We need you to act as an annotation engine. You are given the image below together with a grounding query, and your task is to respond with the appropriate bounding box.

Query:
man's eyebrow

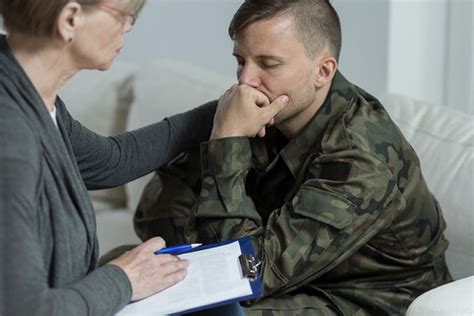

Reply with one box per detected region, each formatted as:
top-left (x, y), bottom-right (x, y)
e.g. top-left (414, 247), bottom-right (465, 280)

top-left (255, 55), bottom-right (285, 61)
top-left (232, 53), bottom-right (286, 61)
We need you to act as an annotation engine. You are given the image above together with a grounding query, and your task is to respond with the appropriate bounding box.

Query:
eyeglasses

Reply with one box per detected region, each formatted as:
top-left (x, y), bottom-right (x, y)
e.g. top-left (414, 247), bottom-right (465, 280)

top-left (81, 2), bottom-right (137, 26)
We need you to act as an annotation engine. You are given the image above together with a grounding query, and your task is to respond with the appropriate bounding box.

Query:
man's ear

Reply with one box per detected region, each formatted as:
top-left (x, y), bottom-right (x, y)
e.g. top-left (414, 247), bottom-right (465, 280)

top-left (56, 2), bottom-right (84, 43)
top-left (314, 55), bottom-right (338, 88)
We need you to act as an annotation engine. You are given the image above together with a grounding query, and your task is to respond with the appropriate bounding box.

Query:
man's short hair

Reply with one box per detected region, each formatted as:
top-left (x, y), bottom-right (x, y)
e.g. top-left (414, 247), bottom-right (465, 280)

top-left (229, 0), bottom-right (342, 61)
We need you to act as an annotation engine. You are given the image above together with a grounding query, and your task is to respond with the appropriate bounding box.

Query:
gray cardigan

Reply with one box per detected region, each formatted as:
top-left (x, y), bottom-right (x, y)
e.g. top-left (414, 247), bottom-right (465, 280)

top-left (0, 35), bottom-right (216, 315)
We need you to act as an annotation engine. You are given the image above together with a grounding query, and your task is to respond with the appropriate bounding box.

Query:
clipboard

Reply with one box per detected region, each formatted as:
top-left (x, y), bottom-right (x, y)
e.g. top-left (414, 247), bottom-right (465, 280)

top-left (175, 236), bottom-right (262, 314)
top-left (116, 236), bottom-right (262, 316)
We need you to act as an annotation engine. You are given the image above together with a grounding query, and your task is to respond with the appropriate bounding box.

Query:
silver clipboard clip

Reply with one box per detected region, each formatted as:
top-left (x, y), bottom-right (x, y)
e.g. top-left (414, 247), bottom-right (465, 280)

top-left (239, 253), bottom-right (260, 281)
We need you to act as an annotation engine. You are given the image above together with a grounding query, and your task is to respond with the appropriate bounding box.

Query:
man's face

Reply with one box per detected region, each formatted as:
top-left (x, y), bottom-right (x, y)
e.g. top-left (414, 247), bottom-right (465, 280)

top-left (233, 14), bottom-right (321, 126)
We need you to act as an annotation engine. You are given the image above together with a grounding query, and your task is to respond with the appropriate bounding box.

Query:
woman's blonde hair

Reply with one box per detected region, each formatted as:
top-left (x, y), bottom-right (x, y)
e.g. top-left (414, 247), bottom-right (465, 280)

top-left (0, 0), bottom-right (146, 37)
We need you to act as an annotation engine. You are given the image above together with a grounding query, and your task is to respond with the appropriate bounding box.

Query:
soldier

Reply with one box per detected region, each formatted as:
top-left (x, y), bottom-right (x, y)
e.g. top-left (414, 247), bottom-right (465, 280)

top-left (135, 0), bottom-right (452, 314)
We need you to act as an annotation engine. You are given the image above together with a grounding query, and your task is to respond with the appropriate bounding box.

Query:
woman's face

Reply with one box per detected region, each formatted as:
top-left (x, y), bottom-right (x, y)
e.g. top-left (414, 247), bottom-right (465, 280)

top-left (72, 2), bottom-right (135, 70)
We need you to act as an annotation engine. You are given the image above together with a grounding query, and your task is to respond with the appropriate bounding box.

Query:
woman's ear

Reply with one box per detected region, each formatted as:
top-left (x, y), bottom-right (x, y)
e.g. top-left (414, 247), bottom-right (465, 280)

top-left (56, 2), bottom-right (84, 43)
top-left (314, 55), bottom-right (338, 88)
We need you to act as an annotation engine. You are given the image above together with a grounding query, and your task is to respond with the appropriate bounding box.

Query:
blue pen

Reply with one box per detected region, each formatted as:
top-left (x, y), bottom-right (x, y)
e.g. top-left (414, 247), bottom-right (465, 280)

top-left (154, 243), bottom-right (202, 255)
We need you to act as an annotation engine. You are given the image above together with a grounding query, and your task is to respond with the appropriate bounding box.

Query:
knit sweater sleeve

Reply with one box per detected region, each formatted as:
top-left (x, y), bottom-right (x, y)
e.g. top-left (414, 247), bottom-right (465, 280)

top-left (59, 99), bottom-right (217, 190)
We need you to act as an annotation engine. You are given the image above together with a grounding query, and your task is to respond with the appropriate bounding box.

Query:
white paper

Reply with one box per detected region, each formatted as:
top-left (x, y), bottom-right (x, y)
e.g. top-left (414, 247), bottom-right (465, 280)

top-left (116, 241), bottom-right (252, 315)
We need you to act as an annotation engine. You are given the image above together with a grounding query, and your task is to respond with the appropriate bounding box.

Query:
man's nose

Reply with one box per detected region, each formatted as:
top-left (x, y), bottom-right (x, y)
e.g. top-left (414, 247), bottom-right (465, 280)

top-left (238, 64), bottom-right (261, 88)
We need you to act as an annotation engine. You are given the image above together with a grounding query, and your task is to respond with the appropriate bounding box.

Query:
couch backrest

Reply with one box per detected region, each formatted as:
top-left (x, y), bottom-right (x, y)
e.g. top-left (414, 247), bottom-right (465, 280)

top-left (381, 94), bottom-right (474, 280)
top-left (59, 62), bottom-right (136, 210)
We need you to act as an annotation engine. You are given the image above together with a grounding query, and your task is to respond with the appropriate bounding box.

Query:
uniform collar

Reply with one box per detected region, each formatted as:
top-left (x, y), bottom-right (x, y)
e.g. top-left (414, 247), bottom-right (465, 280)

top-left (277, 70), bottom-right (356, 177)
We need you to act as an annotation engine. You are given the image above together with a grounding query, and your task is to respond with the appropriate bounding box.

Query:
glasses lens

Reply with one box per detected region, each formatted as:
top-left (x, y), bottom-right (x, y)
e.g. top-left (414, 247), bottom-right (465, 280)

top-left (90, 2), bottom-right (136, 26)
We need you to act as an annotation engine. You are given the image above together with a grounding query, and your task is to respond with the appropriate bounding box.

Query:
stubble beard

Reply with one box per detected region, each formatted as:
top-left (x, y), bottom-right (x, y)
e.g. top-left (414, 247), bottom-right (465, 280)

top-left (274, 88), bottom-right (317, 131)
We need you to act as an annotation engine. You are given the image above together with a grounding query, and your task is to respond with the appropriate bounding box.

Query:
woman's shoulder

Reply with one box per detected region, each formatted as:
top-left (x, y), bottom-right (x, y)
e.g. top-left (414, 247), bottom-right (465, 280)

top-left (0, 95), bottom-right (41, 159)
top-left (0, 93), bottom-right (33, 123)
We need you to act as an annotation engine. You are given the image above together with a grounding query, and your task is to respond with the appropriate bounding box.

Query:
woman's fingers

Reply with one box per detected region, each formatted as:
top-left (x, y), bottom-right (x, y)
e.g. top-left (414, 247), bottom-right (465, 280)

top-left (108, 237), bottom-right (190, 301)
top-left (157, 256), bottom-right (189, 275)
top-left (158, 269), bottom-right (188, 292)
top-left (142, 236), bottom-right (166, 252)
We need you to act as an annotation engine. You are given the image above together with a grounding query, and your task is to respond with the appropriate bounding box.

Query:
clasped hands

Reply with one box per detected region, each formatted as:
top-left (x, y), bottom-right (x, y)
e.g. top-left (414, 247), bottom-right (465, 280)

top-left (211, 84), bottom-right (289, 140)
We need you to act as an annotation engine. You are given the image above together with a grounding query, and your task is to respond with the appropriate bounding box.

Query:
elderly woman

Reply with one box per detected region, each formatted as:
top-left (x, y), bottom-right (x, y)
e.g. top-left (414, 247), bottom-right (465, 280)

top-left (0, 0), bottom-right (287, 315)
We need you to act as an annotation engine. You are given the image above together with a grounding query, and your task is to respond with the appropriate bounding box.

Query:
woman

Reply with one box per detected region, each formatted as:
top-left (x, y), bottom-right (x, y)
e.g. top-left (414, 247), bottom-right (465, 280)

top-left (0, 0), bottom-right (286, 314)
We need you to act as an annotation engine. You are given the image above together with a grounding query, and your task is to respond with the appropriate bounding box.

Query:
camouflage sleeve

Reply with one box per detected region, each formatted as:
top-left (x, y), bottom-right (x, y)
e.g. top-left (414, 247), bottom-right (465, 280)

top-left (187, 136), bottom-right (407, 298)
top-left (134, 149), bottom-right (203, 245)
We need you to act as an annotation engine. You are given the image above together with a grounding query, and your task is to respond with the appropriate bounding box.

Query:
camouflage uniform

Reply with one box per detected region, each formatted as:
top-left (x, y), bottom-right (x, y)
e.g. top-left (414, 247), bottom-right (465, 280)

top-left (135, 72), bottom-right (452, 315)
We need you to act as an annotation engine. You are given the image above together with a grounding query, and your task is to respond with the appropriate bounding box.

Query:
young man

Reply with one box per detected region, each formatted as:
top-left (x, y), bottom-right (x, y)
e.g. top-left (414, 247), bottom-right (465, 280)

top-left (135, 1), bottom-right (452, 314)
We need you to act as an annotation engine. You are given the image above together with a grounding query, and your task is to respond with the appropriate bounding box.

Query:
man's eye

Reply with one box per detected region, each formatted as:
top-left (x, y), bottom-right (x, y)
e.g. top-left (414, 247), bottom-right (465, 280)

top-left (235, 57), bottom-right (244, 66)
top-left (262, 63), bottom-right (280, 69)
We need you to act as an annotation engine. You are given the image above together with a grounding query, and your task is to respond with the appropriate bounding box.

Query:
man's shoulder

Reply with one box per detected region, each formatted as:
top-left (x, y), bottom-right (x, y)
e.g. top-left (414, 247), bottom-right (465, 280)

top-left (323, 89), bottom-right (417, 165)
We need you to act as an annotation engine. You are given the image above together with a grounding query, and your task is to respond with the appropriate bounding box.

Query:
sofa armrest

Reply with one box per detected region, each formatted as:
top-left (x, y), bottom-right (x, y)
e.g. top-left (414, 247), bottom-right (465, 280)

top-left (406, 276), bottom-right (474, 315)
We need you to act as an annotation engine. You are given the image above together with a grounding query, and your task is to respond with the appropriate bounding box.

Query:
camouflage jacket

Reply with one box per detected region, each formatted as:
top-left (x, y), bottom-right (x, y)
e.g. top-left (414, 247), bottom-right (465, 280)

top-left (134, 72), bottom-right (452, 315)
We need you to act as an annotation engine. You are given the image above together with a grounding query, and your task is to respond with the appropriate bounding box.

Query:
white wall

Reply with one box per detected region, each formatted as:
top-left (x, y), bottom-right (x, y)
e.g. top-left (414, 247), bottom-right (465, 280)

top-left (471, 2), bottom-right (474, 109)
top-left (444, 0), bottom-right (473, 113)
top-left (117, 0), bottom-right (241, 78)
top-left (332, 0), bottom-right (390, 98)
top-left (387, 0), bottom-right (448, 108)
top-left (387, 0), bottom-right (473, 114)
top-left (471, 13), bottom-right (474, 110)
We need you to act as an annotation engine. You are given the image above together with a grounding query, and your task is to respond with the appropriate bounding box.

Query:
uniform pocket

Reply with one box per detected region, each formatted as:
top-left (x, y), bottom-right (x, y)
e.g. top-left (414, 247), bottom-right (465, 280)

top-left (292, 186), bottom-right (355, 229)
top-left (271, 187), bottom-right (356, 283)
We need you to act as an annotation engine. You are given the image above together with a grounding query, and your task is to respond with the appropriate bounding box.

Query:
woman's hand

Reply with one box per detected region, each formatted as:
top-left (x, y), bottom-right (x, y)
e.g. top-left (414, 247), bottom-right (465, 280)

top-left (109, 237), bottom-right (189, 301)
top-left (210, 84), bottom-right (288, 140)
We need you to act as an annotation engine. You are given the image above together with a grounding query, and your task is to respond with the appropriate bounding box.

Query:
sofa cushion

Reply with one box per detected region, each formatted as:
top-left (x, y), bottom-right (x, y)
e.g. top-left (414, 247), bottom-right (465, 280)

top-left (406, 276), bottom-right (474, 315)
top-left (96, 208), bottom-right (140, 256)
top-left (125, 60), bottom-right (234, 215)
top-left (381, 94), bottom-right (474, 279)
top-left (59, 63), bottom-right (136, 209)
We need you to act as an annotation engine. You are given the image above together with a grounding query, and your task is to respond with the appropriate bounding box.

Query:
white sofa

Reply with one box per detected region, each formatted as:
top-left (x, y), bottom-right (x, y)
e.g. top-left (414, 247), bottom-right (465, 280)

top-left (60, 60), bottom-right (473, 314)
